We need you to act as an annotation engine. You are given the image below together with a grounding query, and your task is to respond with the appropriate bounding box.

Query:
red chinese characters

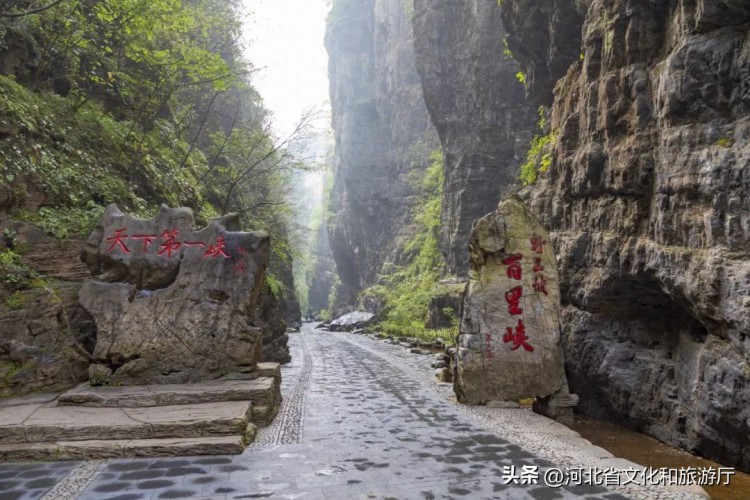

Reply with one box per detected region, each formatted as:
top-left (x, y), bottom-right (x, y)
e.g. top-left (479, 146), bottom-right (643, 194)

top-left (498, 247), bottom-right (535, 353)
top-left (232, 246), bottom-right (248, 274)
top-left (503, 319), bottom-right (534, 352)
top-left (484, 333), bottom-right (494, 359)
top-left (502, 254), bottom-right (523, 280)
top-left (103, 227), bottom-right (233, 261)
top-left (204, 236), bottom-right (230, 259)
top-left (533, 257), bottom-right (544, 273)
top-left (504, 286), bottom-right (523, 315)
top-left (183, 241), bottom-right (206, 249)
top-left (131, 234), bottom-right (157, 253)
top-left (530, 235), bottom-right (546, 254)
top-left (533, 275), bottom-right (548, 295)
top-left (105, 228), bottom-right (130, 254)
top-left (530, 235), bottom-right (548, 297)
top-left (157, 229), bottom-right (181, 258)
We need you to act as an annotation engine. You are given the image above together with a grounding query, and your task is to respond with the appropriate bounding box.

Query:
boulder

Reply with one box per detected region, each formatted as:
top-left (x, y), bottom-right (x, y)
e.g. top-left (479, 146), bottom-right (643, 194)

top-left (455, 196), bottom-right (574, 411)
top-left (79, 204), bottom-right (269, 385)
top-left (328, 311), bottom-right (374, 332)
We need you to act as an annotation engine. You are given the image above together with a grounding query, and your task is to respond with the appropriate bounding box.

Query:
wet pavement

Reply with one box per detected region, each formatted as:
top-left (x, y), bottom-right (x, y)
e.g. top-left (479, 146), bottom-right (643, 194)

top-left (0, 461), bottom-right (80, 499)
top-left (0, 325), bottom-right (705, 499)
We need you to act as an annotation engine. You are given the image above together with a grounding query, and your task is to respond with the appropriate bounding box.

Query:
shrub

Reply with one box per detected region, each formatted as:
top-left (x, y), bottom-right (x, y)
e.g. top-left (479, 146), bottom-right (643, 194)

top-left (520, 107), bottom-right (557, 185)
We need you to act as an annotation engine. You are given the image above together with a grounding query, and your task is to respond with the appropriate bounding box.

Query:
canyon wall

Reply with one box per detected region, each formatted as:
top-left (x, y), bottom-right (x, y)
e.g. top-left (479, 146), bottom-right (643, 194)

top-left (307, 222), bottom-right (336, 316)
top-left (502, 0), bottom-right (750, 471)
top-left (325, 0), bottom-right (437, 303)
top-left (412, 0), bottom-right (537, 275)
top-left (325, 0), bottom-right (749, 470)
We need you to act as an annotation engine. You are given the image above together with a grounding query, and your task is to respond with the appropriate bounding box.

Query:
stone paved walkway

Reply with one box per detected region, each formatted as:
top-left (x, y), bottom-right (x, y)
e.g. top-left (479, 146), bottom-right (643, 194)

top-left (0, 325), bottom-right (707, 500)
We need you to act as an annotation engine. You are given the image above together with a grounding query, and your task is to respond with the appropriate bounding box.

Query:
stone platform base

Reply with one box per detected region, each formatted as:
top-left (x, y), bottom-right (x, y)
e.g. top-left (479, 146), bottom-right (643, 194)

top-left (0, 363), bottom-right (281, 461)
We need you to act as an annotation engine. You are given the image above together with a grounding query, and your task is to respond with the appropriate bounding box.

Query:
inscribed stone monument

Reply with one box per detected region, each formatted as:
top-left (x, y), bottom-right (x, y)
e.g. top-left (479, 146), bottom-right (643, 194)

top-left (455, 196), bottom-right (576, 417)
top-left (80, 204), bottom-right (269, 386)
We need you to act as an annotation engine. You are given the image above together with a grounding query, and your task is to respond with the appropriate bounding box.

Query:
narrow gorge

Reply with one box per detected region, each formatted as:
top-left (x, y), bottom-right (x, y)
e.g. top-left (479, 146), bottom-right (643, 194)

top-left (0, 0), bottom-right (748, 494)
top-left (324, 0), bottom-right (750, 472)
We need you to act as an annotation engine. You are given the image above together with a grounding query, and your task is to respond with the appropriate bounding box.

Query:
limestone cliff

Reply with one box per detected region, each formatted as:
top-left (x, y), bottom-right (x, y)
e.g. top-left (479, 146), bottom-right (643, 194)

top-left (325, 0), bottom-right (437, 301)
top-left (307, 222), bottom-right (336, 316)
top-left (411, 0), bottom-right (537, 275)
top-left (502, 0), bottom-right (750, 471)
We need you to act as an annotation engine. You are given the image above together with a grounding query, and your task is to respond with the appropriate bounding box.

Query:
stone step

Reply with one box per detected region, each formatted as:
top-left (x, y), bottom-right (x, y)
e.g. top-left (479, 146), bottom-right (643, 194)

top-left (58, 377), bottom-right (278, 408)
top-left (0, 401), bottom-right (252, 444)
top-left (0, 436), bottom-right (245, 461)
top-left (255, 362), bottom-right (281, 380)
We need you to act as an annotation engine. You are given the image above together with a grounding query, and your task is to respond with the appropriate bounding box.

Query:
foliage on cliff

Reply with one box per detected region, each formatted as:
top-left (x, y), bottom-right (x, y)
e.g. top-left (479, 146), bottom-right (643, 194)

top-left (364, 149), bottom-right (454, 342)
top-left (0, 0), bottom-right (308, 293)
top-left (520, 107), bottom-right (556, 185)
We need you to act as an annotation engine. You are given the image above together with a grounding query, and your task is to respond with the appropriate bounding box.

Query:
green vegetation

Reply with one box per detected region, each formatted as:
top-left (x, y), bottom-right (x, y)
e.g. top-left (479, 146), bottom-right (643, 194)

top-left (294, 156), bottom-right (334, 316)
top-left (0, 249), bottom-right (21, 267)
top-left (520, 107), bottom-right (556, 185)
top-left (15, 203), bottom-right (106, 239)
top-left (4, 291), bottom-right (26, 309)
top-left (401, 0), bottom-right (415, 18)
top-left (0, 0), bottom-right (312, 292)
top-left (515, 71), bottom-right (527, 85)
top-left (364, 149), bottom-right (456, 344)
top-left (266, 273), bottom-right (285, 300)
top-left (0, 247), bottom-right (33, 290)
top-left (714, 137), bottom-right (734, 148)
top-left (325, 274), bottom-right (341, 317)
top-left (502, 38), bottom-right (514, 60)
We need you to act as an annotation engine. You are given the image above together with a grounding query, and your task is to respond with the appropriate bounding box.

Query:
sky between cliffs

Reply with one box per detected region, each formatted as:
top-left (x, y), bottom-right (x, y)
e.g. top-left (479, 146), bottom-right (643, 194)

top-left (242, 0), bottom-right (331, 139)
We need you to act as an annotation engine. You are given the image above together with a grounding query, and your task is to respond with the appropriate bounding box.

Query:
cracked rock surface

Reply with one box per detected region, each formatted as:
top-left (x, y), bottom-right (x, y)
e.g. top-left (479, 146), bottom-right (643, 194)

top-left (80, 204), bottom-right (269, 385)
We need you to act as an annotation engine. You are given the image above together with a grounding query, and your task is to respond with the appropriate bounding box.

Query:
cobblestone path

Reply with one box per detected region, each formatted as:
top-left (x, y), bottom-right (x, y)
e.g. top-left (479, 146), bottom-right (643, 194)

top-left (0, 325), bottom-right (706, 500)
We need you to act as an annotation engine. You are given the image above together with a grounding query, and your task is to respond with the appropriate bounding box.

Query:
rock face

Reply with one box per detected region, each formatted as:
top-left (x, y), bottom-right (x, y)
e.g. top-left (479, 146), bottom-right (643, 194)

top-left (325, 0), bottom-right (438, 300)
top-left (500, 0), bottom-right (585, 107)
top-left (270, 224), bottom-right (302, 325)
top-left (456, 197), bottom-right (567, 405)
top-left (307, 223), bottom-right (336, 315)
top-left (426, 292), bottom-right (460, 330)
top-left (412, 0), bottom-right (537, 276)
top-left (256, 284), bottom-right (291, 364)
top-left (0, 223), bottom-right (94, 398)
top-left (0, 284), bottom-right (92, 398)
top-left (502, 0), bottom-right (750, 470)
top-left (80, 204), bottom-right (270, 385)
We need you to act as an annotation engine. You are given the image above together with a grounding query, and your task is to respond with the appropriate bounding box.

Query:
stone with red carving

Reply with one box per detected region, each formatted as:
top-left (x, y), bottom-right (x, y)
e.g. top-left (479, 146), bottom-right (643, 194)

top-left (79, 204), bottom-right (273, 386)
top-left (455, 196), bottom-right (572, 410)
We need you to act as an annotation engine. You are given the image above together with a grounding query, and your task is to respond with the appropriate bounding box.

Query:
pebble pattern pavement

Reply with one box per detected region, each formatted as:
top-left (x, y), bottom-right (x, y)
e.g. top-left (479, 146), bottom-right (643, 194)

top-left (0, 324), bottom-right (707, 500)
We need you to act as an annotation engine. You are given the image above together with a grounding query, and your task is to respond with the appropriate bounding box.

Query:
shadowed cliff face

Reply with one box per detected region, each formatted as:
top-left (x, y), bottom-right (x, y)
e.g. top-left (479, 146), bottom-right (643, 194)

top-left (412, 0), bottom-right (537, 276)
top-left (503, 0), bottom-right (750, 470)
top-left (307, 222), bottom-right (336, 314)
top-left (325, 0), bottom-right (437, 304)
top-left (500, 0), bottom-right (586, 107)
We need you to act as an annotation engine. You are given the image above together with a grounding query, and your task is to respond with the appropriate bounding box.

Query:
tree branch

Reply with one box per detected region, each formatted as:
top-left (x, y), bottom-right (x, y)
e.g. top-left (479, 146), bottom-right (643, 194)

top-left (0, 0), bottom-right (67, 18)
